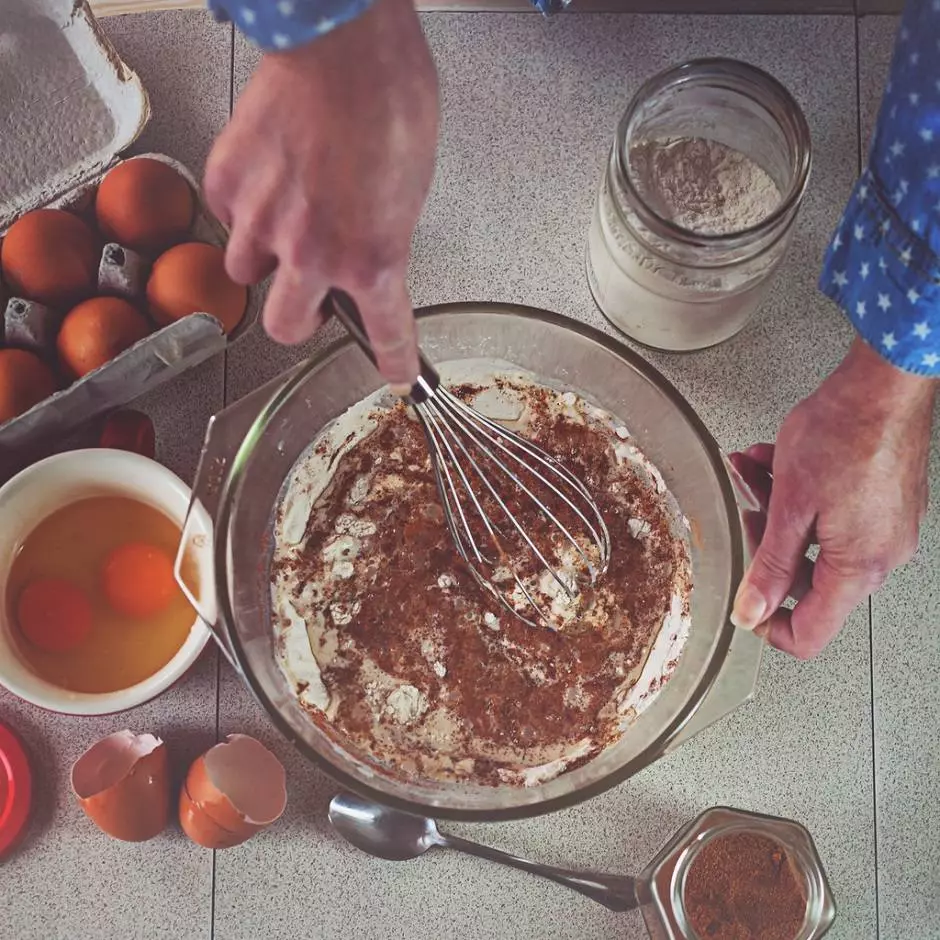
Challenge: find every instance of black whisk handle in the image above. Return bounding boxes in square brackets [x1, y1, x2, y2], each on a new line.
[325, 289, 440, 403]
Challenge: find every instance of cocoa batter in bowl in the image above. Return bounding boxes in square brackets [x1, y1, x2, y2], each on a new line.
[201, 303, 743, 820]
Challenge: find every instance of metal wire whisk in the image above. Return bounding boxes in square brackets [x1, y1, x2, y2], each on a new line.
[327, 291, 611, 629]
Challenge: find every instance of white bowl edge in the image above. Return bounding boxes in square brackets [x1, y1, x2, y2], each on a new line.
[0, 449, 214, 715]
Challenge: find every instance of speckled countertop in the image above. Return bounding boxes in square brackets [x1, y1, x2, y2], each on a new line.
[1, 11, 936, 940]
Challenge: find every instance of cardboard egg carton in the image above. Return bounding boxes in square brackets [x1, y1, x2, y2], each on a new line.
[0, 0, 259, 458]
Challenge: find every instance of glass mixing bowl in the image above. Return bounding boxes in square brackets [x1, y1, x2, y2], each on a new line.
[182, 303, 750, 821]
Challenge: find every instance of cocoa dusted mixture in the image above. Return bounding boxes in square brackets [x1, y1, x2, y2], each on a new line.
[271, 375, 691, 786]
[683, 832, 808, 940]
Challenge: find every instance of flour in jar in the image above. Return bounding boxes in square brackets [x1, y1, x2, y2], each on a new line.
[586, 136, 787, 351]
[629, 137, 781, 236]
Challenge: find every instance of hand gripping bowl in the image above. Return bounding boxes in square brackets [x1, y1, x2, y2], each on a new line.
[178, 303, 762, 821]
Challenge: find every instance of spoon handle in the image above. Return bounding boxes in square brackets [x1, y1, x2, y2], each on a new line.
[439, 833, 640, 912]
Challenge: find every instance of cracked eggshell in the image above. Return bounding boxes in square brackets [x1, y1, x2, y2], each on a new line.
[179, 734, 286, 850]
[70, 730, 169, 842]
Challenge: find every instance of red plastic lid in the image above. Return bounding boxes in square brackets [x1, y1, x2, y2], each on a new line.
[0, 719, 32, 858]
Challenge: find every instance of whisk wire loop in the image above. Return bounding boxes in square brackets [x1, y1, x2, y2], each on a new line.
[327, 290, 612, 630]
[433, 389, 610, 578]
[417, 389, 574, 597]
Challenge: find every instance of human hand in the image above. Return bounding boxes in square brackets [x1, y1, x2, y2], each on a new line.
[204, 0, 439, 388]
[729, 338, 935, 659]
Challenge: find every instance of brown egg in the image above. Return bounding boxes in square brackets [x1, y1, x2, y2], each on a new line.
[0, 349, 57, 423]
[71, 730, 169, 842]
[96, 158, 194, 253]
[1, 209, 99, 307]
[147, 242, 247, 335]
[179, 734, 286, 849]
[57, 297, 150, 379]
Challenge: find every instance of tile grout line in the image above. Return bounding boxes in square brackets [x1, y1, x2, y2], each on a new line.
[854, 14, 881, 937]
[221, 16, 235, 414]
[209, 27, 236, 940]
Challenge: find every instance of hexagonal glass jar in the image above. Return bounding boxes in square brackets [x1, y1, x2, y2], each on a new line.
[636, 806, 836, 940]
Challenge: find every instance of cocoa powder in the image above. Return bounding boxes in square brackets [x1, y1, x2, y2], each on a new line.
[272, 379, 691, 785]
[683, 832, 807, 940]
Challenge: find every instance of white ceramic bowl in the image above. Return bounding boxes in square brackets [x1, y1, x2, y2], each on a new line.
[0, 449, 213, 715]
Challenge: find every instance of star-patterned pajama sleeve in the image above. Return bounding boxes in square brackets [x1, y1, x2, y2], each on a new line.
[210, 0, 568, 50]
[208, 0, 375, 49]
[820, 0, 940, 376]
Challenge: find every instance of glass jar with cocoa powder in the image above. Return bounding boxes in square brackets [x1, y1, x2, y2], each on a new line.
[636, 806, 836, 939]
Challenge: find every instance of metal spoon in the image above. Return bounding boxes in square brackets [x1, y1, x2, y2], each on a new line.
[328, 792, 639, 912]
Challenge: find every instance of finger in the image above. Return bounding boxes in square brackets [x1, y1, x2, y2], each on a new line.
[753, 608, 789, 645]
[212, 200, 232, 230]
[225, 226, 277, 285]
[732, 488, 813, 632]
[743, 442, 775, 468]
[742, 509, 765, 557]
[729, 453, 773, 511]
[203, 136, 238, 228]
[789, 557, 815, 603]
[743, 511, 814, 600]
[354, 276, 419, 390]
[735, 451, 812, 602]
[762, 554, 871, 659]
[261, 267, 328, 345]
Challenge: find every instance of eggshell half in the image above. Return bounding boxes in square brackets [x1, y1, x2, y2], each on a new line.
[179, 784, 251, 849]
[71, 730, 169, 842]
[179, 734, 286, 849]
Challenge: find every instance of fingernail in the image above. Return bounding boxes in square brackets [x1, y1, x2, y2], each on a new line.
[389, 382, 413, 398]
[731, 582, 767, 631]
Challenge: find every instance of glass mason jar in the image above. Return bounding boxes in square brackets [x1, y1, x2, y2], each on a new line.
[586, 59, 812, 351]
[636, 806, 837, 939]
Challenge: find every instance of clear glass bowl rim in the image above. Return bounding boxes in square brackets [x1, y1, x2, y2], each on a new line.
[212, 301, 745, 821]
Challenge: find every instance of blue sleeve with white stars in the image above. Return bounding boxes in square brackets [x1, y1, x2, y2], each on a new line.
[207, 0, 375, 50]
[820, 0, 940, 377]
[209, 0, 568, 51]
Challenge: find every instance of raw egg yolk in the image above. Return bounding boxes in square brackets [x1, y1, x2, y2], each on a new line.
[17, 579, 93, 652]
[103, 542, 177, 619]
